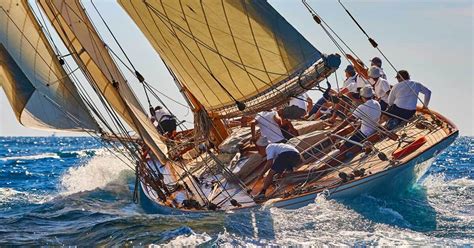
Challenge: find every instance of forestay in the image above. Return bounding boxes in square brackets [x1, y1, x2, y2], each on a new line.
[119, 0, 322, 116]
[38, 0, 168, 163]
[0, 0, 99, 132]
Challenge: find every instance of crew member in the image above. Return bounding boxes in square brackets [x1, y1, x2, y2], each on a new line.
[333, 86, 381, 153]
[281, 92, 313, 120]
[153, 106, 177, 138]
[385, 70, 431, 129]
[367, 66, 391, 111]
[254, 137, 302, 200]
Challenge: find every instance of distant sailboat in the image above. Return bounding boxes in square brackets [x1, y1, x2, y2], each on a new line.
[0, 0, 458, 213]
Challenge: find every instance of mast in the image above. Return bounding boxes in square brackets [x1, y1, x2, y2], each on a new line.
[37, 0, 169, 163]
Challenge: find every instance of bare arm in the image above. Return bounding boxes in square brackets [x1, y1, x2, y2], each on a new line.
[346, 54, 369, 79]
[250, 120, 258, 142]
[306, 97, 313, 114]
[259, 160, 273, 179]
[273, 114, 283, 126]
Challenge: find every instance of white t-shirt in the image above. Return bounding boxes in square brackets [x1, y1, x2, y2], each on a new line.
[388, 80, 431, 110]
[346, 75, 369, 93]
[255, 111, 284, 143]
[371, 78, 391, 103]
[266, 143, 299, 160]
[289, 92, 309, 110]
[155, 108, 172, 122]
[353, 99, 381, 136]
[379, 67, 387, 80]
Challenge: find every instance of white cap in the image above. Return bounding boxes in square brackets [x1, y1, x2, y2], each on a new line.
[368, 66, 382, 78]
[256, 136, 269, 147]
[360, 85, 375, 98]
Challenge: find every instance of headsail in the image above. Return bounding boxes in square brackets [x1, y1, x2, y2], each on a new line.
[0, 0, 99, 132]
[118, 0, 322, 117]
[37, 0, 168, 163]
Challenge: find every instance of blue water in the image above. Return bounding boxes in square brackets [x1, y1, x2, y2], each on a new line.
[0, 136, 472, 246]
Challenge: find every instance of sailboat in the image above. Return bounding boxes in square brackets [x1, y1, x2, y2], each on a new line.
[0, 0, 458, 213]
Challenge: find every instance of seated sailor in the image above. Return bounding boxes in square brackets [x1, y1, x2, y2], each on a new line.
[325, 66, 369, 123]
[369, 56, 387, 79]
[255, 137, 302, 199]
[367, 66, 391, 111]
[385, 70, 431, 130]
[153, 106, 177, 138]
[307, 65, 366, 121]
[333, 86, 381, 153]
[281, 92, 313, 120]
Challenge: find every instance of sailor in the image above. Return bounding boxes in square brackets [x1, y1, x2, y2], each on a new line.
[385, 70, 431, 129]
[250, 110, 286, 148]
[254, 137, 302, 200]
[325, 65, 369, 123]
[153, 106, 177, 138]
[367, 66, 391, 111]
[333, 85, 381, 152]
[307, 65, 366, 120]
[369, 57, 387, 79]
[281, 92, 313, 120]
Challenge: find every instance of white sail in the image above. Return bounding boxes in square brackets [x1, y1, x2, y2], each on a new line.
[37, 0, 168, 163]
[119, 0, 322, 116]
[0, 0, 99, 132]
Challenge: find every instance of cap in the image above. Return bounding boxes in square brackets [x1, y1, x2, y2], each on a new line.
[368, 66, 382, 78]
[360, 85, 375, 98]
[256, 136, 269, 147]
[345, 65, 355, 73]
[370, 57, 382, 66]
[395, 70, 410, 80]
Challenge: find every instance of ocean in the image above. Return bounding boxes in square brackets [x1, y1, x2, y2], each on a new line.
[0, 136, 472, 246]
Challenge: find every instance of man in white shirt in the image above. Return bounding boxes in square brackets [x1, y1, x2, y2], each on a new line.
[333, 85, 381, 152]
[254, 137, 302, 200]
[153, 106, 177, 138]
[250, 110, 286, 146]
[370, 57, 387, 79]
[368, 66, 391, 111]
[385, 70, 431, 129]
[282, 92, 313, 120]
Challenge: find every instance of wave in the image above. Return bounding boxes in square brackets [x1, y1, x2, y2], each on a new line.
[151, 175, 474, 246]
[0, 188, 53, 206]
[0, 149, 104, 162]
[0, 153, 60, 161]
[59, 150, 133, 196]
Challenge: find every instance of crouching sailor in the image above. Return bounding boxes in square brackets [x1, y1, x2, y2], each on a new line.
[254, 137, 302, 201]
[153, 106, 177, 138]
[333, 85, 381, 154]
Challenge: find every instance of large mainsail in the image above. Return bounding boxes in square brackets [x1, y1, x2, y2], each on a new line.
[0, 0, 99, 132]
[37, 0, 168, 163]
[119, 0, 322, 116]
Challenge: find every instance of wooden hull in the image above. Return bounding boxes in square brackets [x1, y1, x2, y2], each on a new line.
[138, 130, 458, 213]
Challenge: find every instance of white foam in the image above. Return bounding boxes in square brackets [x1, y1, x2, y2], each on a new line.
[59, 149, 133, 196]
[0, 153, 60, 161]
[0, 187, 53, 205]
[203, 193, 472, 246]
[153, 230, 213, 247]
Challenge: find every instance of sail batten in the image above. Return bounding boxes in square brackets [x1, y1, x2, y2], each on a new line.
[0, 0, 99, 132]
[119, 0, 322, 115]
[38, 0, 168, 163]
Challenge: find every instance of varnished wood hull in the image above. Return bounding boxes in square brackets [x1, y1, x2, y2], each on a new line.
[138, 130, 458, 213]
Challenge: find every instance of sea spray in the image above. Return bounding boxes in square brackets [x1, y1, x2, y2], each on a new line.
[59, 149, 133, 196]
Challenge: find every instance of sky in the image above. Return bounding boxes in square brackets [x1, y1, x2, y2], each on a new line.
[0, 0, 473, 136]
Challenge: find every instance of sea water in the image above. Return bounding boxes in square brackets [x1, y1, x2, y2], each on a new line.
[0, 136, 472, 246]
